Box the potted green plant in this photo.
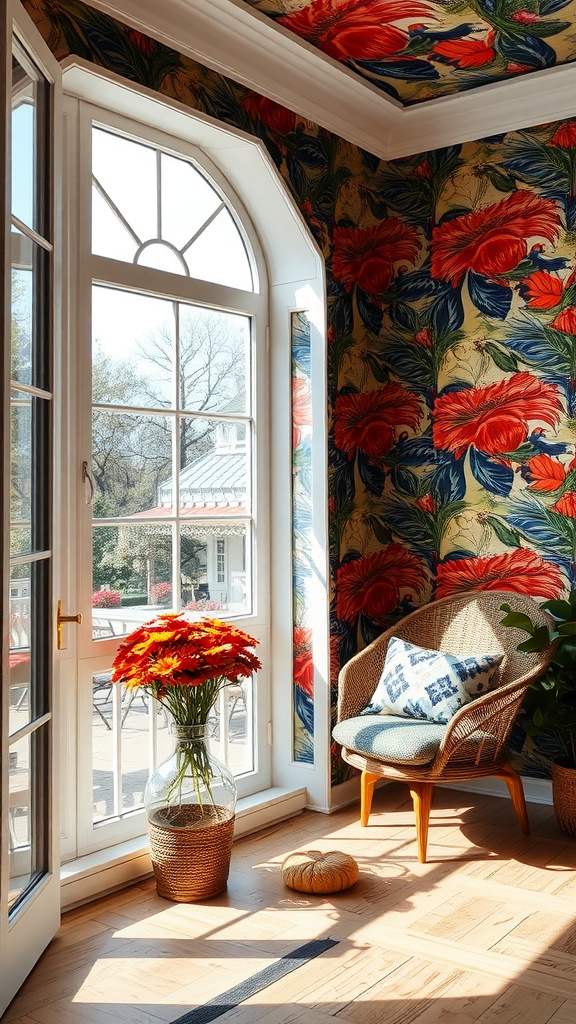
[500,593,576,836]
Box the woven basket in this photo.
[148,804,235,901]
[551,762,576,838]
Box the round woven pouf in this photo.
[282,850,359,894]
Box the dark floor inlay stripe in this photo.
[171,937,340,1024]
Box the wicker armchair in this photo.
[334,590,554,862]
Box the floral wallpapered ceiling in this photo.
[24,0,576,782]
[243,0,576,105]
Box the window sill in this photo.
[61,786,307,911]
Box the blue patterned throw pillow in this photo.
[364,637,503,725]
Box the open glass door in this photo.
[0,1,61,1014]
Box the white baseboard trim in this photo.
[60,786,307,911]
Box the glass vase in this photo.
[145,723,237,901]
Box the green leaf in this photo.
[500,610,538,634]
[556,622,576,635]
[541,599,574,621]
[533,707,545,727]
[484,341,519,373]
[487,514,521,548]
[517,625,552,651]
[481,166,518,193]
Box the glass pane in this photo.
[11,389,32,555]
[11,57,36,230]
[137,241,187,275]
[92,523,172,639]
[9,724,48,911]
[91,186,138,264]
[208,674,254,777]
[185,207,253,291]
[92,674,115,823]
[161,153,221,250]
[9,565,31,735]
[181,523,250,616]
[179,418,250,514]
[179,307,250,414]
[92,286,175,409]
[11,231,33,385]
[92,411,172,517]
[92,127,157,250]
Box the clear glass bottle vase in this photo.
[145,723,237,901]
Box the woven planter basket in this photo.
[551,762,576,838]
[148,804,235,901]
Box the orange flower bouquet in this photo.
[111,613,261,810]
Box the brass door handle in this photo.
[57,599,82,650]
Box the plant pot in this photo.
[551,760,576,838]
[145,724,237,901]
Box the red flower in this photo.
[293,626,314,697]
[332,220,421,295]
[128,30,155,55]
[550,122,576,148]
[519,270,563,309]
[525,453,566,492]
[242,93,297,135]
[414,328,433,347]
[334,384,422,459]
[551,308,576,334]
[413,161,432,178]
[278,0,434,63]
[433,372,562,459]
[512,10,541,22]
[436,550,563,600]
[336,545,427,624]
[431,191,561,287]
[416,493,437,513]
[552,492,576,516]
[433,37,495,69]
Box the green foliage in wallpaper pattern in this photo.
[24,0,576,780]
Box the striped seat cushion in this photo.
[332,714,446,766]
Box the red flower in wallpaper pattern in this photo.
[278,0,435,63]
[550,122,576,148]
[334,384,423,459]
[551,307,576,334]
[128,30,155,55]
[293,626,314,697]
[332,220,422,295]
[436,549,563,599]
[525,453,566,492]
[432,36,495,69]
[336,545,427,624]
[431,191,561,287]
[551,492,576,516]
[519,270,563,309]
[242,93,297,135]
[433,372,562,459]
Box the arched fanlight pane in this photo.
[92,127,156,245]
[136,241,188,276]
[91,186,138,263]
[184,208,253,292]
[160,152,221,250]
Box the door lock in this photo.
[57,600,82,650]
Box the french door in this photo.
[0,1,61,1014]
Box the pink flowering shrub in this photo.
[92,589,121,608]
[186,598,223,612]
[150,582,172,605]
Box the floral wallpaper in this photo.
[243,0,576,105]
[24,0,576,782]
[291,313,314,762]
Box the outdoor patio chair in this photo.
[333,590,554,862]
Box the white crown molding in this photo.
[70,0,576,160]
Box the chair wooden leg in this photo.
[360,771,380,826]
[496,764,530,835]
[408,782,434,863]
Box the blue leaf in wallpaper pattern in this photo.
[503,143,570,197]
[438,206,473,225]
[468,271,512,320]
[356,287,383,334]
[390,466,419,497]
[352,58,440,81]
[541,0,574,12]
[390,301,419,333]
[357,452,385,497]
[469,448,514,497]
[296,135,327,170]
[506,498,574,554]
[498,34,556,70]
[392,435,435,466]
[332,452,356,504]
[430,287,465,333]
[429,453,467,503]
[294,686,314,744]
[395,268,443,301]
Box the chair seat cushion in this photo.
[332,715,446,766]
[364,636,502,725]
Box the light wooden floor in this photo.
[5,783,576,1024]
